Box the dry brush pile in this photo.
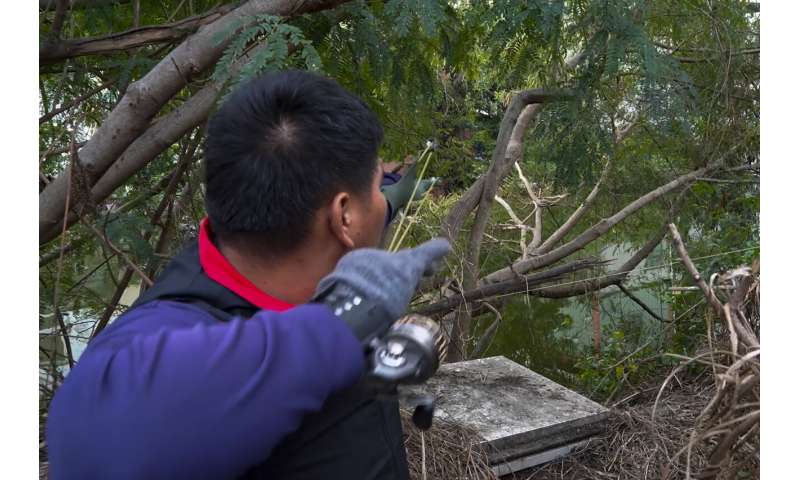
[401,241,759,480]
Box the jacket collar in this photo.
[198,218,295,312]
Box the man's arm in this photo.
[46,300,364,480]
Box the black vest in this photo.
[132,241,409,480]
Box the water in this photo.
[480,241,673,389]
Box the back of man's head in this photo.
[204,70,384,254]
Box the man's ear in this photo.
[328,192,356,250]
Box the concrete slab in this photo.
[401,356,608,475]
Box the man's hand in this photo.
[381,162,438,218]
[313,239,451,344]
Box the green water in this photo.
[479,241,673,391]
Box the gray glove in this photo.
[313,239,451,344]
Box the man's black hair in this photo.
[204,70,384,253]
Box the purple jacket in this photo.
[46,174,409,479]
[46,294,364,479]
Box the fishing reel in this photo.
[314,281,447,430]
[366,314,447,431]
[366,314,447,385]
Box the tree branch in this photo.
[39,78,115,124]
[40,4,237,65]
[414,258,604,317]
[530,113,638,256]
[668,223,725,317]
[40,0,131,10]
[481,160,721,285]
[532,158,612,256]
[40,37,299,244]
[92,134,198,337]
[615,282,667,322]
[469,303,502,360]
[530,224,668,298]
[464,90,571,288]
[39,0,351,245]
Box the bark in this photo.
[39,0,350,245]
[40,4,237,65]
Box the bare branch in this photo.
[469,303,502,360]
[464,90,571,289]
[414,258,604,317]
[39,78,115,124]
[531,112,638,256]
[40,236,88,267]
[513,162,542,254]
[482,161,721,285]
[532,158,612,256]
[668,223,725,317]
[81,218,153,287]
[531,224,667,299]
[615,282,668,322]
[92,134,199,337]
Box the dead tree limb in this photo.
[530,114,638,256]
[531,224,668,299]
[415,258,604,317]
[532,159,612,256]
[668,223,725,317]
[465,90,572,290]
[615,282,667,322]
[40,4,237,65]
[469,303,502,359]
[39,0,351,245]
[480,161,721,286]
[439,51,587,244]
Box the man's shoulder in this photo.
[91,300,217,348]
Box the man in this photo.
[46,70,449,479]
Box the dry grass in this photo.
[402,409,498,480]
[402,367,758,480]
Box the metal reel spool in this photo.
[369,314,447,385]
